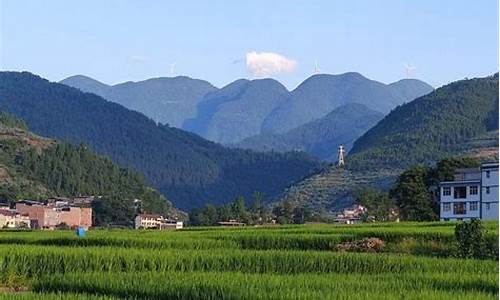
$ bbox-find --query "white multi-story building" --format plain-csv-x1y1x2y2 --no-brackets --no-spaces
481,163,499,220
439,163,498,221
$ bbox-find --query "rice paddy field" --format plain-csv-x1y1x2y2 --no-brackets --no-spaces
0,222,498,299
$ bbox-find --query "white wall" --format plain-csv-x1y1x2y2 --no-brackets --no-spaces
440,184,480,221
481,167,498,220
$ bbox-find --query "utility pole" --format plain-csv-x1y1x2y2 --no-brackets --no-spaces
338,145,345,167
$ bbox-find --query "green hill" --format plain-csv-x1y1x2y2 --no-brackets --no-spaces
0,112,175,226
183,78,289,144
261,73,433,134
235,103,383,161
349,74,499,170
61,75,217,128
0,72,320,210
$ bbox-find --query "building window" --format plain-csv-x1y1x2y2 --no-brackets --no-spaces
486,187,490,194
469,186,478,195
442,203,451,212
469,202,478,211
442,187,451,196
453,202,466,215
454,187,466,199
486,203,490,210
486,171,490,178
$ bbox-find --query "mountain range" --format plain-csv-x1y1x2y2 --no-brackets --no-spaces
349,73,499,169
60,73,434,149
60,75,216,128
0,72,320,210
1,71,496,217
276,74,499,215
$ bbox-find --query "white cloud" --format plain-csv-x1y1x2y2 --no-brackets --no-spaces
246,51,297,77
129,55,150,63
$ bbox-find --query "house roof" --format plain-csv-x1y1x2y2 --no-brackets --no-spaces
0,210,17,217
440,180,480,186
139,214,163,219
482,162,499,169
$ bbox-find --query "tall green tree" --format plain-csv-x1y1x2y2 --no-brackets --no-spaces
354,187,396,222
390,166,437,221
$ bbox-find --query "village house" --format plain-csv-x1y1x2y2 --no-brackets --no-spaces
15,200,92,229
0,209,31,228
334,205,367,224
217,220,246,226
135,214,183,230
439,162,499,221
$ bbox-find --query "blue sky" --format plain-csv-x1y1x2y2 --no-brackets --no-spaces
1,0,498,89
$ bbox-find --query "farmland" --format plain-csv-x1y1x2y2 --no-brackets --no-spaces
0,222,498,299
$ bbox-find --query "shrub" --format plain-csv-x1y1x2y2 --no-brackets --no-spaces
454,219,488,259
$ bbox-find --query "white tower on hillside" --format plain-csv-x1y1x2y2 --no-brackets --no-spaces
338,145,345,167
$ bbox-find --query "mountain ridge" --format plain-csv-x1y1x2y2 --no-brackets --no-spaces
61,73,433,145
234,103,384,160
2,71,321,210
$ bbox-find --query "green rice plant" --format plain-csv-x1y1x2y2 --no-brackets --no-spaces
32,271,498,300
0,245,496,277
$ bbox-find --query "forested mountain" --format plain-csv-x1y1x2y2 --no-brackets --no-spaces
388,79,436,102
235,103,383,161
0,72,320,210
0,112,175,226
348,74,499,170
261,73,433,134
60,75,216,128
62,73,432,146
273,74,498,216
183,78,289,144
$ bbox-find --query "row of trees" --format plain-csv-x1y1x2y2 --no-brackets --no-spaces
355,157,481,221
189,192,271,226
189,191,332,226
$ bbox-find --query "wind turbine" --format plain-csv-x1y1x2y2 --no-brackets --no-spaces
314,60,321,74
403,63,416,78
170,62,177,76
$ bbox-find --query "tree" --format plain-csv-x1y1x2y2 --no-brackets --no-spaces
188,207,206,226
354,187,396,222
390,166,437,221
204,204,218,226
454,219,488,259
231,196,249,223
429,157,480,184
92,196,135,227
250,191,269,224
273,201,294,224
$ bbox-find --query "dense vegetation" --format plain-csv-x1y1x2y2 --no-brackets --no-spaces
61,75,216,128
353,157,481,222
0,72,320,210
64,73,432,146
0,113,174,226
261,73,433,134
189,192,323,225
349,74,499,170
184,78,290,144
0,222,497,299
236,103,383,160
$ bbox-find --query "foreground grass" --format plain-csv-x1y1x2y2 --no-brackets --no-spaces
0,222,497,299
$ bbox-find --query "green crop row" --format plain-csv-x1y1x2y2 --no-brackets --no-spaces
30,271,498,300
0,245,496,277
0,221,496,256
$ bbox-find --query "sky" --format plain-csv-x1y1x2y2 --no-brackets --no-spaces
0,0,498,89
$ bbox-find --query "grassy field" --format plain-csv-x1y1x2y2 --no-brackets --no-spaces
0,222,498,299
